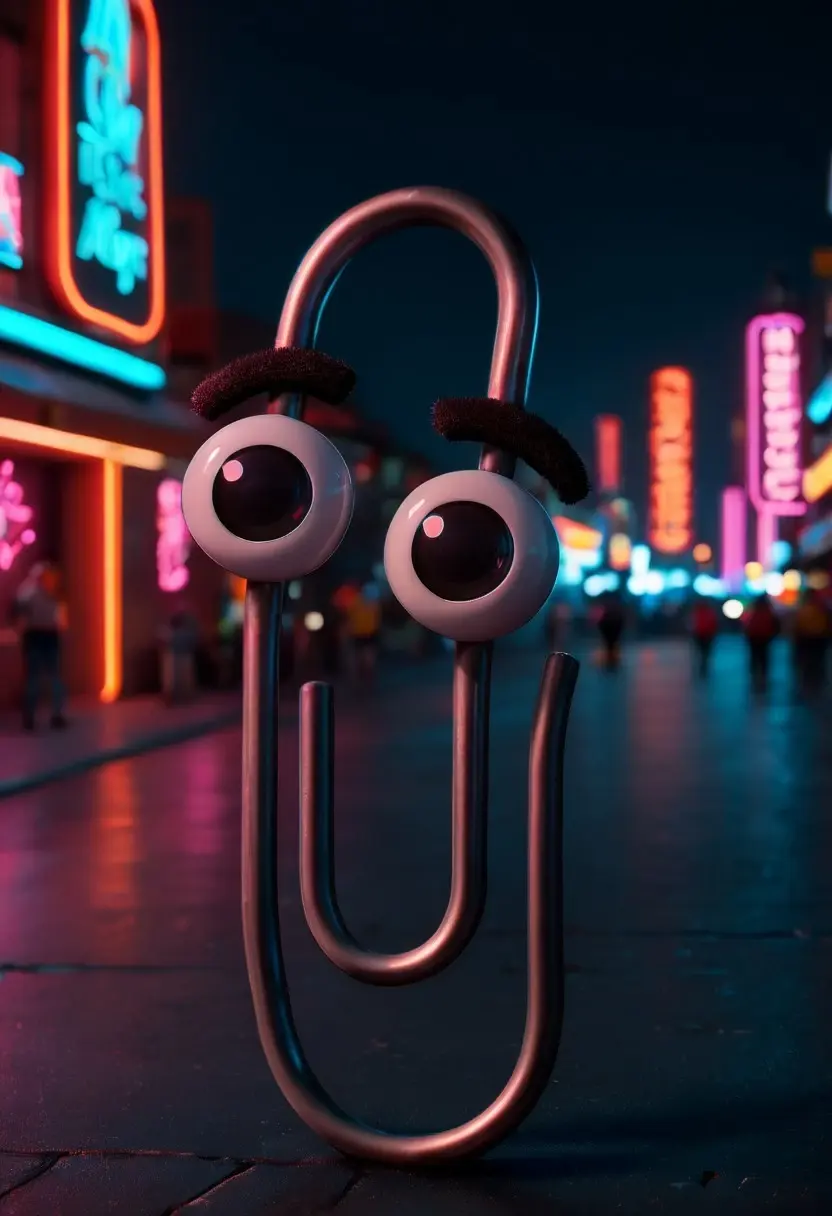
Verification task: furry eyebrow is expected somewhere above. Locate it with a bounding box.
[431,397,590,505]
[191,347,356,421]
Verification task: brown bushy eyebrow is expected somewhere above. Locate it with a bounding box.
[431,397,590,505]
[191,348,356,421]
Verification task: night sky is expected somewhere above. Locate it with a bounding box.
[158,1,832,544]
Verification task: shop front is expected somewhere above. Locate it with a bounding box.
[0,0,226,710]
[0,379,224,709]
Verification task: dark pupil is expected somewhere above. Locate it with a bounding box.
[212,445,313,542]
[411,501,514,602]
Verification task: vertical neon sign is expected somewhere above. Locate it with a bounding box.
[0,154,24,271]
[648,367,693,554]
[745,313,805,567]
[720,486,746,588]
[156,478,190,592]
[746,313,805,514]
[45,0,166,344]
[594,414,622,494]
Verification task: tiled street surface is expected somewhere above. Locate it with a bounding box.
[0,638,830,1212]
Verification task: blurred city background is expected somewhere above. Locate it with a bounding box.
[0,0,831,1211]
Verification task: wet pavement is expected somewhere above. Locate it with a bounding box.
[0,692,241,797]
[0,636,830,1212]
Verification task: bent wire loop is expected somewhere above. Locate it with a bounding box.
[241,186,580,1164]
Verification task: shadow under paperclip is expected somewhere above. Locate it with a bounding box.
[333,1088,831,1212]
[340,1148,644,1215]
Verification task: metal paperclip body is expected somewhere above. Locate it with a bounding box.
[239,188,580,1164]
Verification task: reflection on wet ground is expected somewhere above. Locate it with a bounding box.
[0,638,829,1211]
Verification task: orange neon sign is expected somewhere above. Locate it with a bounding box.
[594,415,622,494]
[648,367,693,554]
[45,0,166,345]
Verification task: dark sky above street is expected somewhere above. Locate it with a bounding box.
[158,1,832,542]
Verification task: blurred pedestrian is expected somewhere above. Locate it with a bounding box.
[791,589,830,695]
[159,605,199,704]
[742,593,780,692]
[345,581,382,684]
[12,561,68,731]
[597,594,625,671]
[689,597,719,677]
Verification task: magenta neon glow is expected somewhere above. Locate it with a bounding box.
[756,510,777,571]
[745,312,805,516]
[0,459,36,571]
[720,486,746,584]
[156,478,191,592]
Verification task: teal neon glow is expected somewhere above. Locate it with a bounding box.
[0,152,24,271]
[76,0,149,295]
[0,305,166,391]
[806,373,832,425]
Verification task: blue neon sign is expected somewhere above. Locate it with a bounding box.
[75,0,149,297]
[0,305,166,391]
[0,153,24,272]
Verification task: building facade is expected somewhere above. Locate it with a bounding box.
[0,0,224,707]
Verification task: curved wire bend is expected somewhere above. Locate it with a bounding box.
[299,642,491,984]
[242,583,579,1165]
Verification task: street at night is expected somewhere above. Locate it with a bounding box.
[0,639,829,1212]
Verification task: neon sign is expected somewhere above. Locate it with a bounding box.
[648,367,693,554]
[0,154,24,271]
[594,415,622,494]
[720,486,746,587]
[156,478,190,592]
[746,313,805,516]
[46,0,166,344]
[0,460,36,571]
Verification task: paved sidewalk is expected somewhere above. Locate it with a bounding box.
[0,693,241,798]
[0,639,829,1212]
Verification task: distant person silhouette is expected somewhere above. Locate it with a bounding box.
[12,561,68,731]
[791,589,830,695]
[690,598,719,677]
[742,593,780,692]
[598,594,625,671]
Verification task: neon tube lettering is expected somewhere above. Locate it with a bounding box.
[75,0,149,295]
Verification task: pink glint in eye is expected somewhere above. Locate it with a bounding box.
[222,459,244,483]
[422,514,444,539]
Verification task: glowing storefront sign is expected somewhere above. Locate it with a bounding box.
[648,367,693,554]
[0,460,36,570]
[156,478,191,592]
[0,304,166,390]
[803,443,832,504]
[0,154,24,271]
[720,486,747,586]
[594,415,622,494]
[46,0,166,344]
[745,313,805,515]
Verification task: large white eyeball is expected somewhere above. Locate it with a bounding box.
[182,414,353,581]
[384,469,560,642]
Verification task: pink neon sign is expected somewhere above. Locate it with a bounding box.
[0,459,36,570]
[156,478,191,592]
[746,313,806,516]
[720,486,746,585]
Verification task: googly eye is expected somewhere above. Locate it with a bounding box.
[383,470,559,642]
[182,414,353,581]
